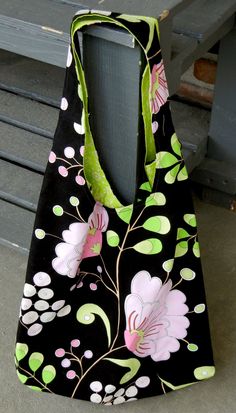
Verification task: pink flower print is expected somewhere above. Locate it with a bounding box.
[52,202,109,277]
[150,61,169,114]
[82,202,109,259]
[124,271,189,361]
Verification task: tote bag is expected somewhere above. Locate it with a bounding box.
[14,9,215,405]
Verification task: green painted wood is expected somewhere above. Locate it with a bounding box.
[0,199,34,253]
[0,90,59,135]
[0,159,43,211]
[0,122,52,172]
[173,0,236,40]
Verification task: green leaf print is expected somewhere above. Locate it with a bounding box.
[16,370,28,384]
[15,343,29,362]
[104,358,141,385]
[184,214,197,227]
[164,163,180,184]
[140,181,152,192]
[132,238,162,254]
[171,133,182,157]
[193,241,200,258]
[143,216,170,234]
[106,230,120,247]
[174,241,188,257]
[156,151,179,169]
[27,385,42,392]
[42,365,56,385]
[116,205,133,224]
[76,303,111,347]
[177,228,190,240]
[28,352,44,373]
[177,165,188,181]
[145,192,166,207]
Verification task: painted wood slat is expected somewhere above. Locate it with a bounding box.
[0,159,43,212]
[0,90,59,135]
[173,0,236,40]
[0,49,64,105]
[0,0,195,22]
[0,122,52,172]
[0,199,34,253]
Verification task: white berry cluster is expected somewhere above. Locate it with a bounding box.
[20,272,71,336]
[89,376,151,405]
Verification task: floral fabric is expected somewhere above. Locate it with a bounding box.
[14,9,215,405]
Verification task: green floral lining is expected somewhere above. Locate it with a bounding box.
[71,14,159,208]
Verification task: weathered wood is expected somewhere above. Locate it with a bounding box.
[171,101,209,172]
[208,28,236,164]
[0,122,52,172]
[0,49,64,105]
[191,158,236,195]
[0,0,195,22]
[0,159,43,211]
[0,90,59,135]
[173,0,236,40]
[0,199,34,253]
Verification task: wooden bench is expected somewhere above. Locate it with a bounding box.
[0,0,236,252]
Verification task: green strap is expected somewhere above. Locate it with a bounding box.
[70,13,158,207]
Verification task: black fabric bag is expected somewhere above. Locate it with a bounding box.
[14,9,215,405]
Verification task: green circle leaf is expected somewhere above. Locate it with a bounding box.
[35,229,45,240]
[133,238,162,255]
[106,230,120,247]
[162,259,174,273]
[194,303,206,314]
[53,205,63,216]
[69,196,80,206]
[180,268,196,281]
[29,352,44,373]
[194,366,215,381]
[42,365,56,384]
[187,343,198,352]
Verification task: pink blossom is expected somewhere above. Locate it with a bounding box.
[150,61,169,114]
[124,271,189,361]
[52,202,109,278]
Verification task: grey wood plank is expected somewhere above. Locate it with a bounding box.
[0,15,69,68]
[0,122,52,172]
[173,0,236,40]
[0,199,34,253]
[0,49,64,105]
[0,159,43,211]
[0,90,59,135]
[0,0,194,22]
[191,157,236,195]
